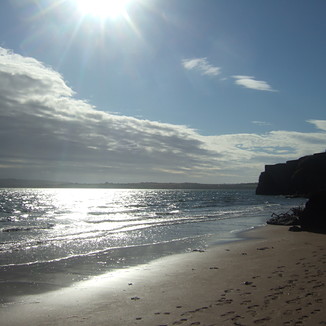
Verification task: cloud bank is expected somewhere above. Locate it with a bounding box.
[0,48,325,183]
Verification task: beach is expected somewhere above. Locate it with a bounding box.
[1,225,325,326]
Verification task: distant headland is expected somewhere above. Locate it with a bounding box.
[0,179,257,190]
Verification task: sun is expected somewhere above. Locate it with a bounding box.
[76,0,131,19]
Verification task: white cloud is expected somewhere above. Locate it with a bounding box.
[181,57,277,93]
[0,48,325,183]
[233,75,276,92]
[307,119,326,131]
[182,58,221,76]
[182,58,276,93]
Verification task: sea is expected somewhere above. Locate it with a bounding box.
[0,187,306,274]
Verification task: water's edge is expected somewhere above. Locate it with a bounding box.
[0,223,265,304]
[0,188,305,302]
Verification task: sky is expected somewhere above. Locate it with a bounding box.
[0,0,325,184]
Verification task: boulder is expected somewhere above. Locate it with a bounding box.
[299,191,326,231]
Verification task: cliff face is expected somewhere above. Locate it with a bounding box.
[256,152,326,196]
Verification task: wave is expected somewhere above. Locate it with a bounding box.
[0,188,306,269]
[0,233,209,268]
[1,224,54,233]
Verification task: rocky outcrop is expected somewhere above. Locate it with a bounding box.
[267,207,302,226]
[299,191,326,231]
[256,152,326,196]
[258,152,326,232]
[266,191,326,232]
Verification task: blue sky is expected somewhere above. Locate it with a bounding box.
[0,0,325,183]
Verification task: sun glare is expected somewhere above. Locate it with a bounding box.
[77,0,131,19]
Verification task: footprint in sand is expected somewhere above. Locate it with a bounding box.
[254,317,271,324]
[313,283,324,289]
[172,319,188,325]
[231,314,243,321]
[257,247,270,250]
[246,309,257,317]
[194,306,209,312]
[220,311,235,317]
[240,300,252,305]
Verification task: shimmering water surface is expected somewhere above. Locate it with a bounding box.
[0,188,305,269]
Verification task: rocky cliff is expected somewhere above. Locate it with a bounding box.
[256,152,326,196]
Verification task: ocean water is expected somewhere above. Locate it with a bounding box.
[0,188,306,272]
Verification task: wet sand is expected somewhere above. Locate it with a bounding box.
[1,225,325,325]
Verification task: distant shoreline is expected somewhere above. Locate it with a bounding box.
[0,178,257,190]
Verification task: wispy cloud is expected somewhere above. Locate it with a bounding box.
[182,58,221,76]
[252,121,272,127]
[0,48,325,183]
[232,75,276,92]
[181,57,276,93]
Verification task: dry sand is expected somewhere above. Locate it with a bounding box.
[1,225,325,326]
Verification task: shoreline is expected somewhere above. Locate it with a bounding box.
[0,224,257,302]
[1,224,325,325]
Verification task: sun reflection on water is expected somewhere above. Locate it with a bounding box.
[1,188,304,268]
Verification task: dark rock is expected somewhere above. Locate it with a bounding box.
[267,207,303,226]
[257,152,326,232]
[288,225,302,232]
[299,191,326,231]
[272,192,326,232]
[256,152,326,196]
[243,281,253,285]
